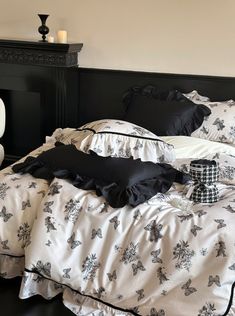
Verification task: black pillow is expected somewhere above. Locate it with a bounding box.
[12,143,189,208]
[122,85,183,106]
[122,88,211,136]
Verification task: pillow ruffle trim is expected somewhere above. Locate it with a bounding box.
[12,156,185,208]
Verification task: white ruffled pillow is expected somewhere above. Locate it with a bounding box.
[184,90,235,145]
[46,127,92,146]
[78,119,175,163]
[47,120,175,163]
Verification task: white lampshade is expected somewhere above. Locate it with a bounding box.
[0,144,4,166]
[0,98,6,138]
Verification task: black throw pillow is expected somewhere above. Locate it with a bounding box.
[12,143,190,208]
[122,87,211,136]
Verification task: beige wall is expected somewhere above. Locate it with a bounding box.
[0,0,235,76]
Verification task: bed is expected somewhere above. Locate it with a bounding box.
[0,76,235,316]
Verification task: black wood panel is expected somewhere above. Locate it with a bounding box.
[78,68,235,125]
[0,63,79,165]
[0,39,83,67]
[1,65,235,166]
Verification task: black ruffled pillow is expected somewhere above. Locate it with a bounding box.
[122,85,211,136]
[12,143,189,208]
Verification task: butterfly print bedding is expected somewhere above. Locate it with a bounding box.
[0,145,235,315]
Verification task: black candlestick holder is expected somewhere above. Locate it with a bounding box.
[38,14,49,42]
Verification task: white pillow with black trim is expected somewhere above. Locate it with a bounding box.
[77,119,175,163]
[46,120,175,163]
[46,127,92,146]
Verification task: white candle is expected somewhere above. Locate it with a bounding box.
[57,30,67,43]
[47,35,54,43]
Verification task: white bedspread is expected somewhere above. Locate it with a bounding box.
[0,142,234,316]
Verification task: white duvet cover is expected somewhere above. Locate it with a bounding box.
[161,136,235,159]
[0,138,235,316]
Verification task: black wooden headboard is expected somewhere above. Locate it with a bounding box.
[2,66,235,166]
[78,68,235,125]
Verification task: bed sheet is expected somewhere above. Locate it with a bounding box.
[0,143,53,277]
[0,141,235,316]
[161,136,235,159]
